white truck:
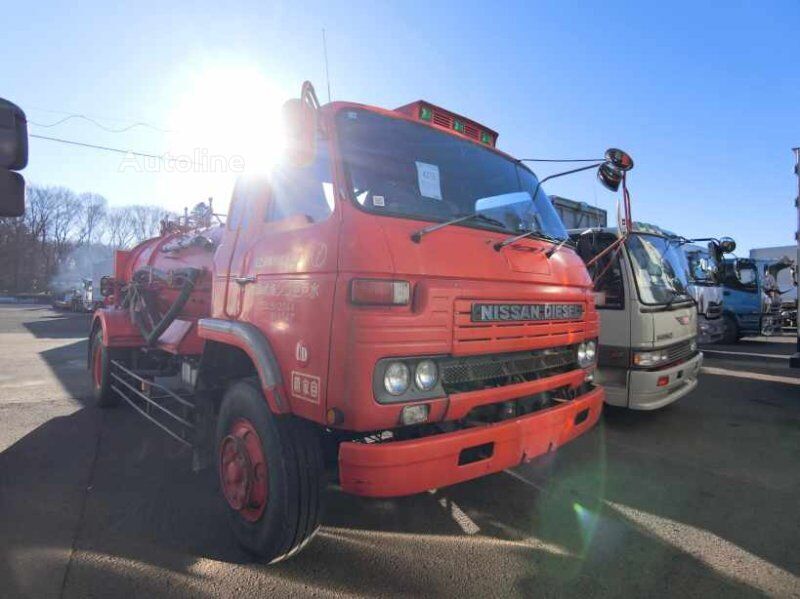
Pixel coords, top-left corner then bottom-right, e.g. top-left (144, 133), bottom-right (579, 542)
top-left (572, 222), bottom-right (702, 410)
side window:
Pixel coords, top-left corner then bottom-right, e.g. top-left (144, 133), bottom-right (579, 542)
top-left (721, 261), bottom-right (757, 292)
top-left (269, 141), bottom-right (334, 224)
top-left (578, 236), bottom-right (624, 309)
top-left (228, 176), bottom-right (266, 230)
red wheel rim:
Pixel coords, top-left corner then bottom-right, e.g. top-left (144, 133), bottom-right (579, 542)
top-left (219, 418), bottom-right (268, 522)
top-left (92, 341), bottom-right (103, 389)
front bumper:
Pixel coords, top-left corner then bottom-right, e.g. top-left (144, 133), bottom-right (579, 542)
top-left (338, 385), bottom-right (603, 497)
top-left (603, 352), bottom-right (703, 410)
top-left (697, 315), bottom-right (724, 345)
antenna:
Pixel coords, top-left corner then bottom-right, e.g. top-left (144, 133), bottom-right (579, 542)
top-left (322, 28), bottom-right (332, 103)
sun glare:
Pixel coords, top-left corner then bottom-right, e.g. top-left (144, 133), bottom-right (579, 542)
top-left (159, 63), bottom-right (288, 214)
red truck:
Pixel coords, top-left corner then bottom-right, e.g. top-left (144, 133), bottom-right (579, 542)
top-left (89, 83), bottom-right (625, 562)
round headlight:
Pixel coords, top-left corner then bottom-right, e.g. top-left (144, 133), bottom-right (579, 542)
top-left (585, 340), bottom-right (597, 361)
top-left (415, 360), bottom-right (438, 391)
top-left (384, 362), bottom-right (410, 396)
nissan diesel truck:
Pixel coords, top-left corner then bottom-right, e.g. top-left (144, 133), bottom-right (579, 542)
top-left (89, 82), bottom-right (630, 562)
top-left (571, 222), bottom-right (702, 410)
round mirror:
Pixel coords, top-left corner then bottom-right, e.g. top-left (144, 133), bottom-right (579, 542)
top-left (718, 236), bottom-right (736, 254)
top-left (604, 148), bottom-right (634, 171)
top-left (597, 162), bottom-right (622, 191)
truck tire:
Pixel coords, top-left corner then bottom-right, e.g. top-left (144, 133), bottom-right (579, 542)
top-left (90, 328), bottom-right (121, 407)
top-left (216, 379), bottom-right (324, 563)
top-left (721, 314), bottom-right (739, 344)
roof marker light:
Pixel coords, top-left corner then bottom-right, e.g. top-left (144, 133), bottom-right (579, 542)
top-left (419, 105), bottom-right (433, 121)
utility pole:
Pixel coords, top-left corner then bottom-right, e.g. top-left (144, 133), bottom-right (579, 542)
top-left (791, 147), bottom-right (800, 367)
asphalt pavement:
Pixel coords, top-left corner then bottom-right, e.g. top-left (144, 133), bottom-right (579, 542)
top-left (1, 305), bottom-right (799, 598)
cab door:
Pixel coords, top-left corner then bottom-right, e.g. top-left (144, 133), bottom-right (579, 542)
top-left (229, 139), bottom-right (340, 422)
top-left (211, 176), bottom-right (269, 319)
top-left (720, 258), bottom-right (760, 333)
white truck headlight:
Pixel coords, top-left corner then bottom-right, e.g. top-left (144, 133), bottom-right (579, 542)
top-left (415, 360), bottom-right (438, 391)
top-left (384, 362), bottom-right (410, 395)
top-left (633, 349), bottom-right (669, 367)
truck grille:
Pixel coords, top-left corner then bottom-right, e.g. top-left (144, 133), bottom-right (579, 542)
top-left (453, 299), bottom-right (586, 354)
top-left (665, 339), bottom-right (695, 364)
top-left (439, 345), bottom-right (578, 394)
top-left (706, 301), bottom-right (723, 319)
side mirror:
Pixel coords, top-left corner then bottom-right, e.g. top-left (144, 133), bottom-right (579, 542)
top-left (718, 236), bottom-right (736, 254)
top-left (0, 98), bottom-right (28, 217)
top-left (597, 162), bottom-right (623, 191)
top-left (0, 169), bottom-right (25, 217)
top-left (100, 276), bottom-right (115, 297)
top-left (604, 148), bottom-right (634, 171)
top-left (282, 98), bottom-right (317, 167)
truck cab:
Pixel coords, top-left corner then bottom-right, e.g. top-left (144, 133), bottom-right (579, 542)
top-left (682, 244), bottom-right (724, 343)
top-left (572, 223), bottom-right (702, 410)
top-left (719, 257), bottom-right (794, 340)
top-left (679, 238), bottom-right (735, 344)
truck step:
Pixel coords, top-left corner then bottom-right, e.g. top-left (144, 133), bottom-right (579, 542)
top-left (109, 359), bottom-right (196, 447)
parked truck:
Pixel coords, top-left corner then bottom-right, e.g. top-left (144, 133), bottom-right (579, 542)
top-left (571, 222), bottom-right (702, 410)
top-left (719, 256), bottom-right (795, 340)
top-left (89, 82), bottom-right (633, 562)
top-left (678, 237), bottom-right (736, 344)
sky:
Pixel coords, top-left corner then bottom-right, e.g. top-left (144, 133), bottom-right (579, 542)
top-left (3, 0), bottom-right (799, 254)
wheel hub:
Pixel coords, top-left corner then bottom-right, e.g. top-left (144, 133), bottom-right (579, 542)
top-left (219, 419), bottom-right (268, 522)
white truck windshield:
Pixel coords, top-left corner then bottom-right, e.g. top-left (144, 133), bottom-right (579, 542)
top-left (627, 234), bottom-right (692, 305)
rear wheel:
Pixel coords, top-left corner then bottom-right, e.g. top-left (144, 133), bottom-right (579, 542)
top-left (216, 379), bottom-right (324, 563)
top-left (721, 314), bottom-right (739, 344)
top-left (90, 328), bottom-right (121, 407)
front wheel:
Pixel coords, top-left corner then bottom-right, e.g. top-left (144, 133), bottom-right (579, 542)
top-left (721, 314), bottom-right (740, 344)
top-left (216, 379), bottom-right (324, 563)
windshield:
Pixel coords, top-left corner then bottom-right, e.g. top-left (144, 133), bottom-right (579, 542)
top-left (336, 109), bottom-right (568, 239)
top-left (626, 234), bottom-right (692, 305)
top-left (685, 248), bottom-right (719, 284)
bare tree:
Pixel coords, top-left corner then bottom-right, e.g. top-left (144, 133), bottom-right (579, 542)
top-left (76, 193), bottom-right (108, 246)
top-left (130, 204), bottom-right (170, 242)
top-left (105, 206), bottom-right (137, 248)
top-left (50, 187), bottom-right (81, 264)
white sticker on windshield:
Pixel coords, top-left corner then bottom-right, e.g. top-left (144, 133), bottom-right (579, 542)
top-left (415, 161), bottom-right (442, 200)
top-left (372, 195), bottom-right (385, 207)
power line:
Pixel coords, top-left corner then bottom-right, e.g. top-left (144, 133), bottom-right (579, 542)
top-left (29, 113), bottom-right (174, 134)
top-left (30, 133), bottom-right (201, 167)
top-left (27, 106), bottom-right (175, 133)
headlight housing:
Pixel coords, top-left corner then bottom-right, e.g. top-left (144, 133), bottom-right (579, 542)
top-left (632, 349), bottom-right (670, 367)
top-left (384, 362), bottom-right (410, 395)
top-left (577, 340), bottom-right (597, 368)
top-left (415, 360), bottom-right (438, 391)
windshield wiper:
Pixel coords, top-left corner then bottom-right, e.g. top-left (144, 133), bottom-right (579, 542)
top-left (494, 229), bottom-right (561, 252)
top-left (410, 212), bottom-right (507, 243)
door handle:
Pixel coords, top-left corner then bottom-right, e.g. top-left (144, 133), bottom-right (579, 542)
top-left (234, 275), bottom-right (256, 285)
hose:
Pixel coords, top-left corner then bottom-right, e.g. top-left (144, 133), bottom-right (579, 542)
top-left (132, 267), bottom-right (201, 347)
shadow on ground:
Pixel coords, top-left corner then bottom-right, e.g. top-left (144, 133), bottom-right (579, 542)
top-left (2, 308), bottom-right (799, 597)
